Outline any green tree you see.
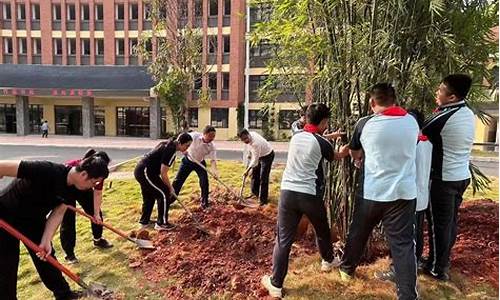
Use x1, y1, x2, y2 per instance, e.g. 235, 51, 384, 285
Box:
251, 0, 498, 240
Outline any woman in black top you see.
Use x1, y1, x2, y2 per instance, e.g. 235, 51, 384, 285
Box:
135, 133, 192, 231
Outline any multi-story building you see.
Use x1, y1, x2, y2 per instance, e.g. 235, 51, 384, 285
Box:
0, 0, 302, 140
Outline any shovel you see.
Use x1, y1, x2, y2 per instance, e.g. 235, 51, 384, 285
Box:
0, 219, 112, 298
65, 205, 155, 250
185, 154, 258, 209
171, 193, 212, 236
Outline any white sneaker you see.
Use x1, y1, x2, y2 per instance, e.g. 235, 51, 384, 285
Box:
154, 223, 175, 231
321, 257, 341, 272
261, 275, 282, 298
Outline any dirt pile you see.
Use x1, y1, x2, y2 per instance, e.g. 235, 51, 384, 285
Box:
132, 203, 316, 299
452, 199, 498, 288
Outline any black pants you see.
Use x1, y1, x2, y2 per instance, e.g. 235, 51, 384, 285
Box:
42, 130, 48, 138
251, 151, 274, 204
60, 192, 104, 257
172, 157, 209, 206
0, 217, 72, 300
340, 198, 417, 300
135, 163, 173, 225
271, 190, 333, 288
427, 178, 470, 275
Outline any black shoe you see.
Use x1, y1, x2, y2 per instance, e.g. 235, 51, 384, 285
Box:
259, 200, 268, 206
374, 270, 396, 283
56, 290, 84, 300
93, 238, 113, 249
154, 222, 176, 231
201, 202, 210, 209
422, 266, 450, 281
64, 255, 79, 265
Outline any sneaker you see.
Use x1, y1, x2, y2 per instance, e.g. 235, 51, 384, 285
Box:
154, 222, 176, 231
260, 275, 283, 298
422, 267, 450, 281
374, 270, 396, 282
93, 238, 113, 249
321, 257, 341, 272
339, 269, 352, 282
64, 255, 79, 265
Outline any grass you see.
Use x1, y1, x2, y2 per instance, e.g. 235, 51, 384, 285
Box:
15, 160, 498, 299
464, 177, 499, 202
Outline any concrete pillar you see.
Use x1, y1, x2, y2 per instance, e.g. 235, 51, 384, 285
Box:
82, 97, 95, 137
149, 97, 161, 139
15, 96, 29, 136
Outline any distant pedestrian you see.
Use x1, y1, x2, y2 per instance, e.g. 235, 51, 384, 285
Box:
41, 120, 49, 138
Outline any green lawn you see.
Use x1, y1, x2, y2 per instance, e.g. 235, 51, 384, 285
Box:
15, 160, 498, 299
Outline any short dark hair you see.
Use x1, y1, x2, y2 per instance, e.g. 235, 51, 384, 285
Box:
238, 129, 250, 138
203, 125, 216, 134
369, 83, 396, 106
177, 132, 193, 144
407, 109, 425, 129
442, 74, 472, 99
306, 103, 331, 125
76, 155, 109, 179
94, 151, 111, 164
83, 148, 96, 160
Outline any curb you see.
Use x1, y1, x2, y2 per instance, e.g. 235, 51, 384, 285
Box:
471, 156, 499, 163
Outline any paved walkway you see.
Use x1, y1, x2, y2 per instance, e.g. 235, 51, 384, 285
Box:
0, 134, 290, 152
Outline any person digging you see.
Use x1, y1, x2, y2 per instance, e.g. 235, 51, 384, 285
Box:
0, 155, 110, 300
60, 149, 113, 264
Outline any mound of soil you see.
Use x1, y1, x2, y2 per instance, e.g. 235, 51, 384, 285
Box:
452, 199, 498, 288
132, 202, 317, 299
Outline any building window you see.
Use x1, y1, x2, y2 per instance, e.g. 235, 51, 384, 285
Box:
279, 110, 299, 129
3, 37, 12, 54
251, 41, 274, 58
115, 39, 125, 55
208, 36, 217, 54
52, 4, 61, 20
81, 4, 90, 21
95, 4, 104, 20
55, 106, 82, 135
223, 35, 230, 53
16, 3, 25, 20
29, 105, 43, 134
249, 110, 263, 129
249, 75, 268, 100
2, 3, 11, 20
194, 0, 202, 17
224, 0, 230, 15
67, 39, 76, 55
32, 38, 41, 54
0, 104, 16, 133
222, 73, 229, 90
208, 73, 217, 90
95, 107, 105, 136
209, 0, 218, 16
53, 38, 62, 55
81, 39, 91, 55
194, 75, 202, 90
129, 38, 138, 55
31, 4, 40, 20
116, 106, 150, 137
211, 108, 228, 128
95, 39, 104, 55
115, 4, 124, 20
18, 38, 27, 54
189, 108, 199, 128
66, 4, 76, 21
130, 3, 139, 19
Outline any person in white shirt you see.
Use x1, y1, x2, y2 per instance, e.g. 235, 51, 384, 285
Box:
172, 125, 218, 209
41, 120, 49, 138
238, 129, 274, 205
290, 107, 306, 134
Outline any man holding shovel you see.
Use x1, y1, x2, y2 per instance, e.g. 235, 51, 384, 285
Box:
261, 103, 350, 298
172, 125, 219, 209
0, 155, 109, 300
238, 129, 274, 206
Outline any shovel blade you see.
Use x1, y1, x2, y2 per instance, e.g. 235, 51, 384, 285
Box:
134, 238, 155, 250
85, 281, 113, 298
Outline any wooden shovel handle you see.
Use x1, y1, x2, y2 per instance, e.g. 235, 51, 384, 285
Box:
66, 205, 129, 240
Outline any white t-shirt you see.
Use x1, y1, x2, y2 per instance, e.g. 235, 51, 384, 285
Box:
416, 139, 433, 211
187, 132, 216, 163
248, 131, 273, 167
350, 108, 419, 202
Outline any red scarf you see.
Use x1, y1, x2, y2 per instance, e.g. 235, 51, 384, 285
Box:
418, 134, 428, 141
381, 106, 408, 116
304, 124, 321, 133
